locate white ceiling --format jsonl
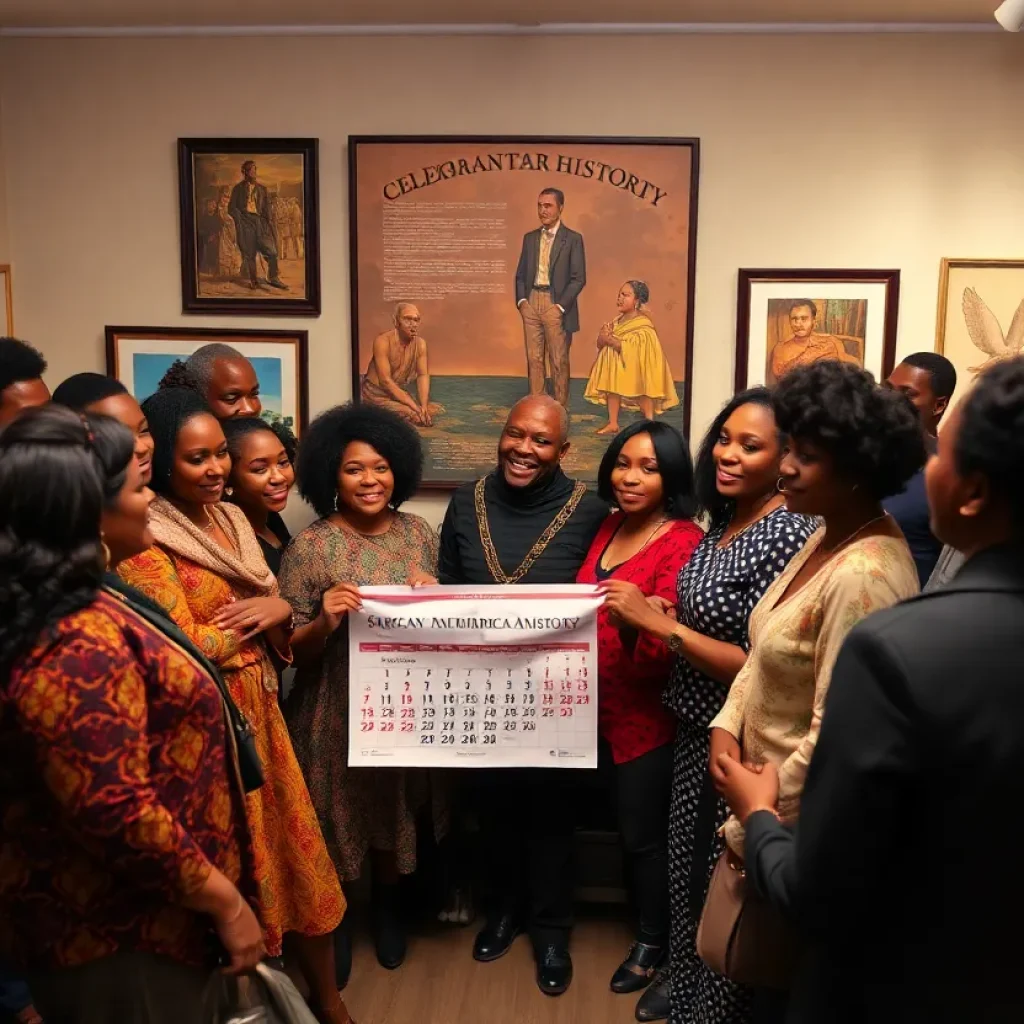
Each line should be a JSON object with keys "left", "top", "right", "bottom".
{"left": 0, "top": 0, "right": 1003, "bottom": 29}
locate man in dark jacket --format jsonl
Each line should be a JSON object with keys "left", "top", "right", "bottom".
{"left": 228, "top": 160, "right": 286, "bottom": 291}
{"left": 514, "top": 188, "right": 586, "bottom": 408}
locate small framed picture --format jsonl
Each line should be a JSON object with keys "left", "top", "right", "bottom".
{"left": 178, "top": 138, "right": 320, "bottom": 316}
{"left": 735, "top": 268, "right": 900, "bottom": 390}
{"left": 105, "top": 326, "right": 309, "bottom": 434}
{"left": 936, "top": 258, "right": 1024, "bottom": 411}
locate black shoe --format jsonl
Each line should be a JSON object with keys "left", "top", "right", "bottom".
{"left": 333, "top": 920, "right": 352, "bottom": 990}
{"left": 267, "top": 278, "right": 289, "bottom": 290}
{"left": 535, "top": 943, "right": 573, "bottom": 997}
{"left": 635, "top": 968, "right": 670, "bottom": 1022}
{"left": 472, "top": 913, "right": 521, "bottom": 962}
{"left": 371, "top": 884, "right": 407, "bottom": 970}
{"left": 611, "top": 940, "right": 665, "bottom": 994}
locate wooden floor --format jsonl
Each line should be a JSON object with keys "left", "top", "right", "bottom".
{"left": 341, "top": 912, "right": 646, "bottom": 1024}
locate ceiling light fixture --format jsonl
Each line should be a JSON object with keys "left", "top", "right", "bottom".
{"left": 995, "top": 0, "right": 1024, "bottom": 31}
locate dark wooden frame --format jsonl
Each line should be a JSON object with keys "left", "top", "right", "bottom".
{"left": 347, "top": 134, "right": 701, "bottom": 488}
{"left": 734, "top": 268, "right": 900, "bottom": 391}
{"left": 105, "top": 325, "right": 310, "bottom": 432}
{"left": 178, "top": 137, "right": 321, "bottom": 316}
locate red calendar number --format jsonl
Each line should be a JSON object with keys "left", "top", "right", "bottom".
{"left": 381, "top": 722, "right": 395, "bottom": 732}
{"left": 360, "top": 722, "right": 374, "bottom": 732}
{"left": 401, "top": 708, "right": 415, "bottom": 719}
{"left": 559, "top": 708, "right": 573, "bottom": 717}
{"left": 401, "top": 722, "right": 415, "bottom": 733}
{"left": 575, "top": 695, "right": 590, "bottom": 705}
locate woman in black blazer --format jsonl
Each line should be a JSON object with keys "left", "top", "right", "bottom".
{"left": 715, "top": 356, "right": 1024, "bottom": 1024}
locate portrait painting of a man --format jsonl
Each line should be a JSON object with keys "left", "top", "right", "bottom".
{"left": 735, "top": 269, "right": 899, "bottom": 392}
{"left": 767, "top": 298, "right": 864, "bottom": 385}
{"left": 178, "top": 139, "right": 320, "bottom": 315}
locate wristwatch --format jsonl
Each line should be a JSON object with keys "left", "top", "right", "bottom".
{"left": 666, "top": 627, "right": 685, "bottom": 654}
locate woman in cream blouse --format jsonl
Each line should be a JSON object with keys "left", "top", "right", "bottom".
{"left": 709, "top": 361, "right": 925, "bottom": 857}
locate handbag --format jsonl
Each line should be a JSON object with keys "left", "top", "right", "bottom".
{"left": 212, "top": 963, "right": 320, "bottom": 1024}
{"left": 104, "top": 580, "right": 265, "bottom": 792}
{"left": 696, "top": 850, "right": 798, "bottom": 990}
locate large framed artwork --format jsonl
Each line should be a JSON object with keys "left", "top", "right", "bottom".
{"left": 348, "top": 135, "right": 700, "bottom": 487}
{"left": 735, "top": 269, "right": 900, "bottom": 391}
{"left": 178, "top": 138, "right": 320, "bottom": 316}
{"left": 936, "top": 258, "right": 1024, "bottom": 411}
{"left": 0, "top": 264, "right": 11, "bottom": 333}
{"left": 105, "top": 326, "right": 309, "bottom": 434}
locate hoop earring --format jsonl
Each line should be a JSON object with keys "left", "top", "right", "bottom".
{"left": 776, "top": 477, "right": 785, "bottom": 493}
{"left": 333, "top": 493, "right": 340, "bottom": 512}
{"left": 100, "top": 541, "right": 111, "bottom": 570}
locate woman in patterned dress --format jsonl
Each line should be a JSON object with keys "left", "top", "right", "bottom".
{"left": 0, "top": 406, "right": 261, "bottom": 1023}
{"left": 279, "top": 404, "right": 447, "bottom": 976}
{"left": 608, "top": 388, "right": 816, "bottom": 1023}
{"left": 117, "top": 388, "right": 352, "bottom": 1024}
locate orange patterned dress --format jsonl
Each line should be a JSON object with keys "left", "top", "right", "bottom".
{"left": 0, "top": 592, "right": 253, "bottom": 970}
{"left": 119, "top": 545, "right": 345, "bottom": 956}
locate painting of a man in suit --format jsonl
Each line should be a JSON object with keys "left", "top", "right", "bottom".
{"left": 228, "top": 160, "right": 287, "bottom": 291}
{"left": 515, "top": 188, "right": 587, "bottom": 407}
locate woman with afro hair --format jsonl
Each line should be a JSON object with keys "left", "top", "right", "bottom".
{"left": 278, "top": 403, "right": 446, "bottom": 979}
{"left": 707, "top": 360, "right": 922, "bottom": 1013}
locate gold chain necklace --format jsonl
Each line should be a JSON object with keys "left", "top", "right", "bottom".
{"left": 474, "top": 477, "right": 587, "bottom": 585}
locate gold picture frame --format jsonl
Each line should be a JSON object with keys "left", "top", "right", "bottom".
{"left": 0, "top": 265, "right": 12, "bottom": 334}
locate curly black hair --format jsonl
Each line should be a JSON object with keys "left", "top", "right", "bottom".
{"left": 0, "top": 336, "right": 47, "bottom": 393}
{"left": 955, "top": 357, "right": 1024, "bottom": 534}
{"left": 141, "top": 387, "right": 217, "bottom": 496}
{"left": 0, "top": 406, "right": 111, "bottom": 677}
{"left": 773, "top": 360, "right": 925, "bottom": 500}
{"left": 296, "top": 403, "right": 422, "bottom": 517}
{"left": 597, "top": 419, "right": 697, "bottom": 519}
{"left": 694, "top": 387, "right": 777, "bottom": 527}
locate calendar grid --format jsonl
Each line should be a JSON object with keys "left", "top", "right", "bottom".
{"left": 349, "top": 586, "right": 600, "bottom": 769}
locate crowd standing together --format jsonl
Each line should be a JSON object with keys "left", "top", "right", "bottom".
{"left": 1, "top": 333, "right": 1023, "bottom": 1024}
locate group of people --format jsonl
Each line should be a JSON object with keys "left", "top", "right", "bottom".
{"left": 1, "top": 331, "right": 1023, "bottom": 1024}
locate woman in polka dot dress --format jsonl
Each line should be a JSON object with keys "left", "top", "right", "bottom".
{"left": 610, "top": 388, "right": 815, "bottom": 1023}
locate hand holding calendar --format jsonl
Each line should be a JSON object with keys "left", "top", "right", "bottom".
{"left": 348, "top": 584, "right": 601, "bottom": 769}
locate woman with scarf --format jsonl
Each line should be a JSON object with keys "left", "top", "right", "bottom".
{"left": 117, "top": 387, "right": 353, "bottom": 1024}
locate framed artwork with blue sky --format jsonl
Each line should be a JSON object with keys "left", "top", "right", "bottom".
{"left": 105, "top": 326, "right": 308, "bottom": 433}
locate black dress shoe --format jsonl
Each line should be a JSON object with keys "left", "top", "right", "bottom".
{"left": 611, "top": 940, "right": 665, "bottom": 994}
{"left": 333, "top": 919, "right": 352, "bottom": 989}
{"left": 535, "top": 943, "right": 573, "bottom": 996}
{"left": 372, "top": 883, "right": 407, "bottom": 970}
{"left": 472, "top": 913, "right": 521, "bottom": 962}
{"left": 635, "top": 968, "right": 670, "bottom": 1022}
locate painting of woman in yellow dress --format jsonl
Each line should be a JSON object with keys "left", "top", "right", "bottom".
{"left": 583, "top": 280, "right": 679, "bottom": 435}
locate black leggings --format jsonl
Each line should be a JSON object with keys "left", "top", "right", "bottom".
{"left": 613, "top": 741, "right": 673, "bottom": 944}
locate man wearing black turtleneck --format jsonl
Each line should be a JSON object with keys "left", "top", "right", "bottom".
{"left": 438, "top": 394, "right": 607, "bottom": 996}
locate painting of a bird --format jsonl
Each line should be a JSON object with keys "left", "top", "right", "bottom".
{"left": 962, "top": 286, "right": 1024, "bottom": 373}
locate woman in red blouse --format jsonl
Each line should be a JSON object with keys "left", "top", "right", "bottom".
{"left": 0, "top": 406, "right": 262, "bottom": 1024}
{"left": 578, "top": 420, "right": 702, "bottom": 1006}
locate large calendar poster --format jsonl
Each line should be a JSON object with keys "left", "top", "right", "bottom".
{"left": 348, "top": 585, "right": 601, "bottom": 768}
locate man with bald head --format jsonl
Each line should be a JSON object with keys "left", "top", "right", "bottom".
{"left": 360, "top": 302, "right": 443, "bottom": 427}
{"left": 438, "top": 393, "right": 607, "bottom": 996}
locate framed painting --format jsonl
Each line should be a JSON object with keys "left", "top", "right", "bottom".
{"left": 735, "top": 269, "right": 900, "bottom": 391}
{"left": 348, "top": 135, "right": 700, "bottom": 487}
{"left": 105, "top": 326, "right": 309, "bottom": 434}
{"left": 936, "top": 258, "right": 1024, "bottom": 412}
{"left": 178, "top": 138, "right": 320, "bottom": 316}
{"left": 0, "top": 264, "right": 11, "bottom": 334}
